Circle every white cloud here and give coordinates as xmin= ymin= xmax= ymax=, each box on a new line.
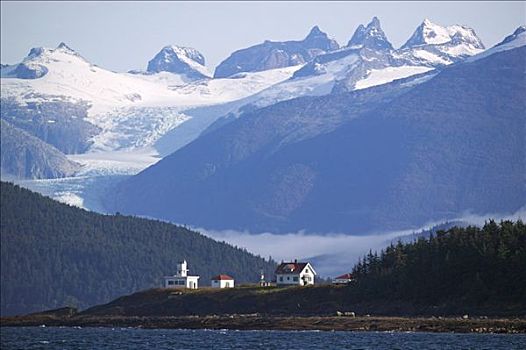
xmin=196 ymin=206 xmax=526 ymax=278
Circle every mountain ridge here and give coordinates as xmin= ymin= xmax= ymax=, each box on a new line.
xmin=213 ymin=25 xmax=339 ymax=78
xmin=110 ymin=37 xmax=526 ymax=234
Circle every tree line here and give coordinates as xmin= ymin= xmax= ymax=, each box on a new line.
xmin=349 ymin=220 xmax=526 ymax=310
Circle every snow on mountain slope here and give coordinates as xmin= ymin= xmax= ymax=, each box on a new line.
xmin=247 ymin=53 xmax=361 ymax=108
xmin=402 ymin=18 xmax=484 ymax=49
xmin=1 ymin=43 xmax=301 ymax=151
xmin=394 ymin=20 xmax=485 ymax=67
xmin=233 ymin=18 xmax=485 ymax=112
xmin=354 ymin=66 xmax=433 ymax=90
xmin=467 ymin=25 xmax=526 ymax=63
xmin=146 ymin=45 xmax=211 ymax=79
xmin=1 ymin=44 xmax=184 ymax=116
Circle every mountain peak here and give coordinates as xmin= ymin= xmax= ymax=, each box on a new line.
xmin=214 ymin=26 xmax=338 ymax=78
xmin=369 ymin=16 xmax=381 ymax=28
xmin=422 ymin=18 xmax=433 ymax=26
xmin=303 ymin=25 xmax=339 ymax=51
xmin=402 ymin=19 xmax=484 ymax=50
xmin=146 ymin=45 xmax=210 ymax=79
xmin=347 ymin=17 xmax=393 ymax=51
xmin=307 ymin=25 xmax=323 ymax=37
xmin=27 ymin=42 xmax=78 ymax=59
xmin=494 ymin=25 xmax=526 ymax=47
xmin=27 ymin=47 xmax=46 ymax=58
xmin=56 ymin=42 xmax=74 ymax=52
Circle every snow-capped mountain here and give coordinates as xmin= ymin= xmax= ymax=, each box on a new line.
xmin=402 ymin=18 xmax=484 ymax=49
xmin=240 ymin=17 xmax=486 ymax=109
xmin=2 ymin=20 xmax=521 ymax=216
xmin=213 ymin=25 xmax=339 ymax=78
xmin=145 ymin=45 xmax=211 ymax=80
xmin=347 ymin=16 xmax=393 ymax=51
xmin=394 ymin=18 xmax=485 ymax=66
xmin=111 ymin=27 xmax=526 ymax=234
xmin=0 ymin=42 xmax=301 ymax=154
xmin=0 ymin=18 xmax=487 ymax=159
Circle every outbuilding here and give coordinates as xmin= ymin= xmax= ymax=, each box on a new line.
xmin=332 ymin=273 xmax=354 ymax=285
xmin=211 ymin=274 xmax=235 ymax=288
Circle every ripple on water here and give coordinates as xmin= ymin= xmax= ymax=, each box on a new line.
xmin=1 ymin=327 xmax=525 ymax=350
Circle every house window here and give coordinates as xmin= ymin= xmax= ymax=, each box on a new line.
xmin=305 ymin=268 xmax=309 ymax=273
xmin=279 ymin=277 xmax=283 ymax=282
xmin=168 ymin=280 xmax=175 ymax=285
xmin=293 ymin=277 xmax=298 ymax=282
xmin=287 ymin=276 xmax=290 ymax=280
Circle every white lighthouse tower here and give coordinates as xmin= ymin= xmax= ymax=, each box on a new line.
xmin=162 ymin=259 xmax=200 ymax=289
xmin=177 ymin=260 xmax=189 ymax=277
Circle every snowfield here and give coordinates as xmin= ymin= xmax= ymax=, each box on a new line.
xmin=354 ymin=66 xmax=433 ymax=90
xmin=1 ymin=45 xmax=303 ymax=152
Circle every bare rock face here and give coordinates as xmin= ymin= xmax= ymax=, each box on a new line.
xmin=213 ymin=26 xmax=339 ymax=78
xmin=0 ymin=98 xmax=99 ymax=155
xmin=1 ymin=119 xmax=81 ymax=179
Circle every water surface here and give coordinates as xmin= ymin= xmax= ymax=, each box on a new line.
xmin=1 ymin=327 xmax=525 ymax=349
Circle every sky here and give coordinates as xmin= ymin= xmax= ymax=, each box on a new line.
xmin=1 ymin=1 xmax=525 ymax=73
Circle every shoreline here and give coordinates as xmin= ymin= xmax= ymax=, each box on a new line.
xmin=2 ymin=315 xmax=525 ymax=334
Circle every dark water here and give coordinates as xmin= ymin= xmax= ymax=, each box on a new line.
xmin=1 ymin=327 xmax=525 ymax=349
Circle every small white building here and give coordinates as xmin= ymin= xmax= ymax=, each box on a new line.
xmin=162 ymin=260 xmax=200 ymax=289
xmin=332 ymin=273 xmax=354 ymax=285
xmin=275 ymin=260 xmax=316 ymax=286
xmin=211 ymin=274 xmax=235 ymax=288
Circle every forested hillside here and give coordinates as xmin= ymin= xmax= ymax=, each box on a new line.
xmin=0 ymin=182 xmax=276 ymax=316
xmin=350 ymin=221 xmax=526 ymax=312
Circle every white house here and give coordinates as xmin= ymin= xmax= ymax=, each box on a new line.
xmin=275 ymin=260 xmax=316 ymax=286
xmin=332 ymin=273 xmax=354 ymax=285
xmin=211 ymin=274 xmax=235 ymax=288
xmin=162 ymin=260 xmax=200 ymax=289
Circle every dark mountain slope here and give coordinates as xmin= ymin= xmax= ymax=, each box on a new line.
xmin=112 ymin=46 xmax=525 ymax=234
xmin=0 ymin=119 xmax=80 ymax=179
xmin=0 ymin=182 xmax=276 ymax=316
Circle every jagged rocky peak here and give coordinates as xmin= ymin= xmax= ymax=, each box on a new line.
xmin=28 ymin=46 xmax=46 ymax=58
xmin=146 ymin=45 xmax=210 ymax=79
xmin=303 ymin=25 xmax=340 ymax=51
xmin=213 ymin=26 xmax=339 ymax=78
xmin=56 ymin=42 xmax=76 ymax=52
xmin=402 ymin=19 xmax=484 ymax=49
xmin=2 ymin=42 xmax=86 ymax=80
xmin=495 ymin=25 xmax=526 ymax=47
xmin=347 ymin=17 xmax=393 ymax=51
xmin=27 ymin=42 xmax=78 ymax=58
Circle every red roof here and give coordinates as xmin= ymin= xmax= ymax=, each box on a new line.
xmin=211 ymin=274 xmax=234 ymax=281
xmin=335 ymin=273 xmax=353 ymax=280
xmin=275 ymin=262 xmax=308 ymax=275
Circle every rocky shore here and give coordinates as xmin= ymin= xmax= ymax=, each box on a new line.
xmin=2 ymin=311 xmax=525 ymax=334
xmin=3 ymin=287 xmax=525 ymax=334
